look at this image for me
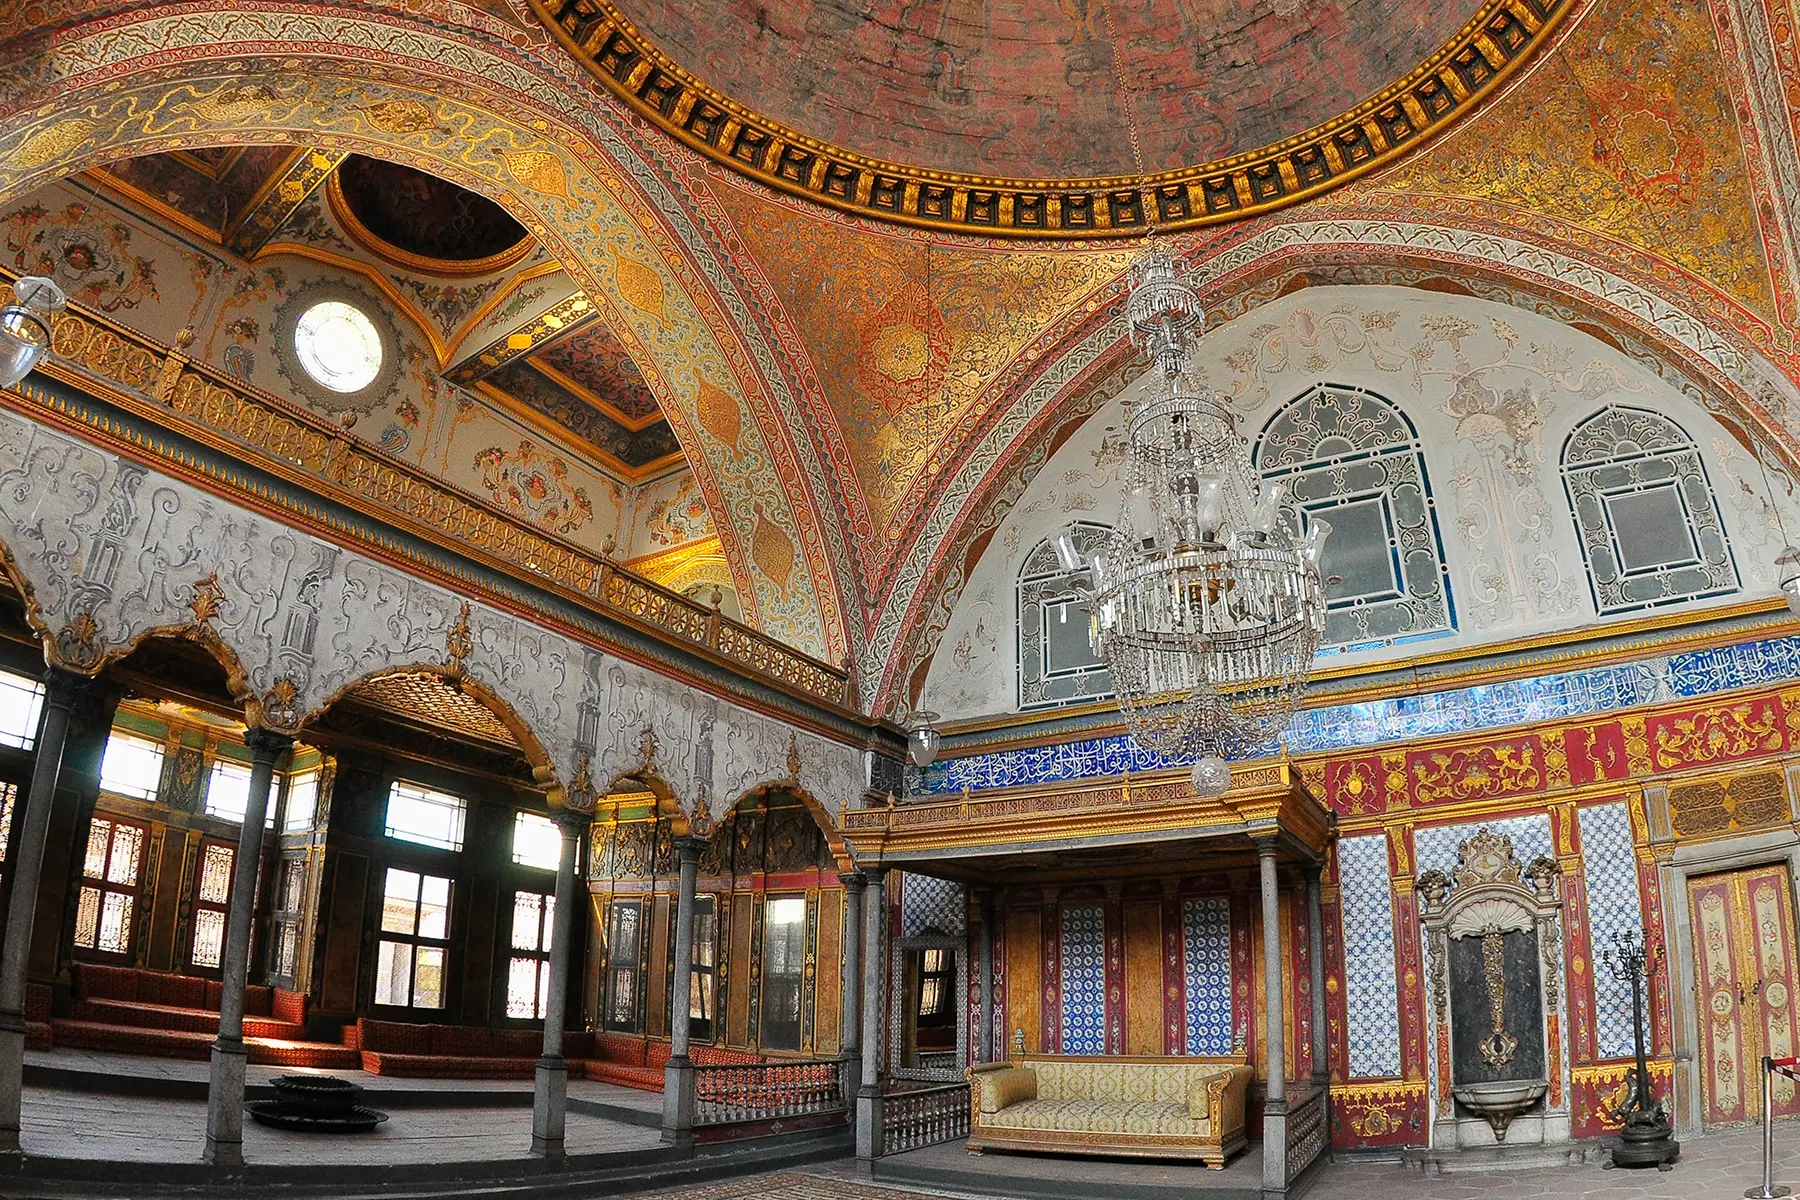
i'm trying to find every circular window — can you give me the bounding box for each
[292,300,384,393]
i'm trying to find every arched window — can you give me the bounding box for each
[1255,384,1455,652]
[1017,521,1113,709]
[1560,406,1737,613]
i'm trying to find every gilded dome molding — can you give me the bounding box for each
[533,0,1572,239]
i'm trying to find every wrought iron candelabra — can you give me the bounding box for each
[1599,928,1678,1169]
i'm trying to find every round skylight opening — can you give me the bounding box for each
[292,299,383,393]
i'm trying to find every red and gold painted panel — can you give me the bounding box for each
[1688,863,1800,1125]
[1331,1081,1429,1149]
[1645,697,1788,775]
[1571,1059,1676,1140]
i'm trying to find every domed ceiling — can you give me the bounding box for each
[538,0,1570,235]
[332,155,530,267]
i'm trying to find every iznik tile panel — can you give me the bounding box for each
[1579,801,1646,1058]
[917,632,1800,797]
[1412,812,1553,878]
[1336,834,1402,1078]
[901,872,966,938]
[1182,896,1234,1055]
[1060,904,1107,1054]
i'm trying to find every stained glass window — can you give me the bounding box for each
[1018,522,1113,709]
[99,733,164,802]
[506,890,555,1019]
[375,867,451,1008]
[1561,406,1738,614]
[1255,384,1455,652]
[73,816,147,959]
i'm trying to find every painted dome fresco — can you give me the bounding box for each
[540,0,1566,232]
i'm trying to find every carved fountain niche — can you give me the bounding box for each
[1418,830,1572,1157]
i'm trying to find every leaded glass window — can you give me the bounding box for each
[188,839,235,969]
[1018,521,1113,709]
[1561,406,1738,614]
[1254,385,1454,652]
[73,816,146,960]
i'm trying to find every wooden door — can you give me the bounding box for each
[1688,864,1800,1125]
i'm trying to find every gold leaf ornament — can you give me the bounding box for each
[695,375,743,452]
[610,250,667,323]
[11,119,96,170]
[750,503,796,590]
[359,99,441,135]
[500,149,568,198]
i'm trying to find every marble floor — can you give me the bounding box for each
[640,1122,1797,1200]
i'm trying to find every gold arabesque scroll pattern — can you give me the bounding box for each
[534,0,1572,238]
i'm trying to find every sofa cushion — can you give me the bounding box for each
[205,980,223,1011]
[1031,1058,1226,1105]
[974,1066,1038,1114]
[137,972,207,1009]
[75,963,139,1002]
[561,1030,594,1059]
[592,1033,649,1067]
[985,1098,1205,1137]
[490,1028,540,1058]
[272,987,307,1027]
[358,1018,432,1055]
[428,1025,492,1057]
[243,985,273,1017]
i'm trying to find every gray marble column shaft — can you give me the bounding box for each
[204,727,292,1166]
[1257,838,1288,1194]
[532,807,589,1161]
[662,836,700,1143]
[855,866,888,1160]
[0,670,86,1155]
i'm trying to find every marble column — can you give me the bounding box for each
[1256,837,1287,1195]
[531,806,591,1161]
[838,872,864,1100]
[1305,863,1327,1086]
[855,866,888,1161]
[661,835,701,1145]
[204,727,292,1167]
[976,888,995,1064]
[0,669,90,1155]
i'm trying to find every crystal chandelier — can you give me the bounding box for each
[1054,249,1330,797]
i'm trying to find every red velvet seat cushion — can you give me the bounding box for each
[490,1028,540,1058]
[74,963,139,1002]
[428,1025,492,1056]
[243,985,273,1017]
[592,1032,649,1066]
[357,1018,432,1055]
[137,972,207,1009]
[272,988,307,1026]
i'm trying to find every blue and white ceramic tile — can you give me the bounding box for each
[1579,801,1646,1058]
[1060,904,1107,1054]
[1412,813,1554,879]
[916,633,1800,797]
[900,872,966,938]
[1182,896,1234,1055]
[1336,834,1402,1078]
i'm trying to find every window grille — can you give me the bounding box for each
[1561,405,1738,613]
[1017,521,1113,709]
[74,816,147,959]
[188,839,235,969]
[1255,384,1455,652]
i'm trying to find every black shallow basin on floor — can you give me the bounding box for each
[247,1074,389,1132]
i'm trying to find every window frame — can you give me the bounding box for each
[0,671,45,751]
[72,814,150,962]
[759,893,808,1052]
[1254,383,1456,654]
[510,810,563,872]
[186,836,237,973]
[373,865,453,1010]
[282,767,321,834]
[383,780,467,853]
[98,732,165,803]
[1017,521,1114,710]
[666,893,718,1043]
[603,898,644,1033]
[1560,405,1739,615]
[505,888,556,1021]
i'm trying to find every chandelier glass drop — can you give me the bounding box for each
[1055,249,1330,797]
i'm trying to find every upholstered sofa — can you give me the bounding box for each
[353,1017,594,1077]
[966,1053,1253,1167]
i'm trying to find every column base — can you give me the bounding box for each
[203,1037,249,1168]
[661,1056,694,1146]
[1261,1096,1289,1197]
[0,1013,24,1157]
[531,1055,568,1162]
[855,1086,884,1161]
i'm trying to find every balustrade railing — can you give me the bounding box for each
[1,279,852,707]
[881,1080,971,1154]
[693,1059,846,1127]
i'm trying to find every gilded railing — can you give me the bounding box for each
[4,294,851,706]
